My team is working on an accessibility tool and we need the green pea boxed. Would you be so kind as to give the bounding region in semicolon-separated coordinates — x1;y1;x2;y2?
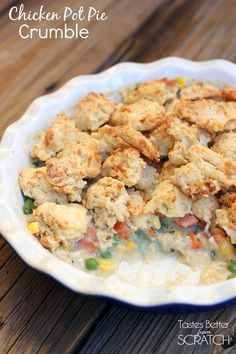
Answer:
112;235;121;244
23;197;35;215
85;258;99;270
227;261;236;273
160;217;172;227
228;273;236;279
101;249;112;259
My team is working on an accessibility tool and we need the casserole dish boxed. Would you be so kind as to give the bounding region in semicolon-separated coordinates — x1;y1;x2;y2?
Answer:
1;57;236;310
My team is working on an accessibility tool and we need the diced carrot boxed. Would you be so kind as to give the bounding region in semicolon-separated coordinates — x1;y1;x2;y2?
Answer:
174;214;199;228
147;228;154;236
40;236;50;249
114;221;131;240
211;228;227;244
189;231;202;249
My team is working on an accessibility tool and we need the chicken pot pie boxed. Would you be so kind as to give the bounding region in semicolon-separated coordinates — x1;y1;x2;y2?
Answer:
19;79;236;283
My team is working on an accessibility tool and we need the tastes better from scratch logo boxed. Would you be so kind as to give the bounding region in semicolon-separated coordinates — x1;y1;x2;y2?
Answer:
9;4;108;39
177;320;231;346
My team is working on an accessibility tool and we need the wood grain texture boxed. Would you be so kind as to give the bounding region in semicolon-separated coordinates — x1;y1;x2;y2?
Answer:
1;0;236;353
77;307;234;354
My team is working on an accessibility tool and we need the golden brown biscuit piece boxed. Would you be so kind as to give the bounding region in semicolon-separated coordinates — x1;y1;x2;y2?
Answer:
31;113;80;161
102;147;146;187
85;177;129;227
173;162;220;197
150;116;211;160
188;144;236;188
216;204;236;244
177;99;227;133
127;189;145;216
127;189;160;230
219;193;236;208
57;140;102;179
73;92;115;131
91;125;128;161
167;116;211;147
192;196;219;224
116;126;159;161
110;99;165;131
144;180;192;217
180;82;220;100
219;102;236;130
159;161;178;182
32;202;90;251
168;142;189;166
46;156;87;201
172;144;236;193
19;167;68;205
149;120;174;157
221;87;236;102
168;116;211;165
211;131;236;161
122;78;179;105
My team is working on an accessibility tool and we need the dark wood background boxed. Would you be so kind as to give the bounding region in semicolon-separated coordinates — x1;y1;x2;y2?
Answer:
1;0;236;353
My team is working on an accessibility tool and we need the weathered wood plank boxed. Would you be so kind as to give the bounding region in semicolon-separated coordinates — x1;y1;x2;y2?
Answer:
7;286;107;354
0;250;25;301
0;0;17;15
77;306;236;354
0;242;13;268
117;0;236;63
0;0;160;136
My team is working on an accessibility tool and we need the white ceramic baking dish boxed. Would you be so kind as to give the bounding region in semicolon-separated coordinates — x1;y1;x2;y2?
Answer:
1;57;236;311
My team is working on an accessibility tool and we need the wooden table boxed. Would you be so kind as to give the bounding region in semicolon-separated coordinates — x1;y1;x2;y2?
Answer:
1;0;236;352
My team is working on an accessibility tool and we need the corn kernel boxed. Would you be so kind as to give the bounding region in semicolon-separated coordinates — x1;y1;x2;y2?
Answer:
176;76;186;88
125;240;137;251
62;244;70;252
219;238;235;257
98;259;116;272
28;222;39;234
